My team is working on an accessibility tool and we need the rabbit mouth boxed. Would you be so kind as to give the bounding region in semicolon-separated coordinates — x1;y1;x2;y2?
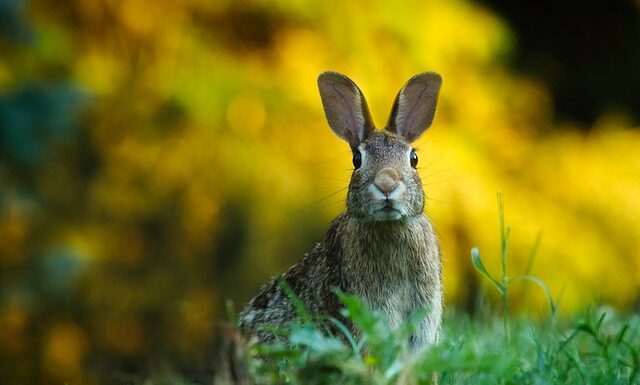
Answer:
371;202;403;221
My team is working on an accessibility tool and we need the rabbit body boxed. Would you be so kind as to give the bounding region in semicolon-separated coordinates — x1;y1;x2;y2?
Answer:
239;72;443;350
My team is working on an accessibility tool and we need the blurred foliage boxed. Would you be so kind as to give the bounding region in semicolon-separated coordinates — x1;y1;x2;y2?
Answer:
0;0;638;383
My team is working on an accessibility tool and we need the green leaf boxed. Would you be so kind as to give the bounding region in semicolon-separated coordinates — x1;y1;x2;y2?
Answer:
510;275;556;315
328;317;361;356
471;247;504;294
289;325;345;353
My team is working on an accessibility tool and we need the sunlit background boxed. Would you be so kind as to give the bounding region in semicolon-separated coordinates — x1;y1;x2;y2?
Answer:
1;0;639;383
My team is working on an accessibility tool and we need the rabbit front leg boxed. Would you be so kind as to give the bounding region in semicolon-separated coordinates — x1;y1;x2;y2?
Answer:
407;295;443;351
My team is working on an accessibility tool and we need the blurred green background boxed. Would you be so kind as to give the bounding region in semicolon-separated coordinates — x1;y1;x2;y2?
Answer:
1;0;639;383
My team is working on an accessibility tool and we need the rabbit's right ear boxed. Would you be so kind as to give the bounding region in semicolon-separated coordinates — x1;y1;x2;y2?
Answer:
318;72;375;149
386;72;442;143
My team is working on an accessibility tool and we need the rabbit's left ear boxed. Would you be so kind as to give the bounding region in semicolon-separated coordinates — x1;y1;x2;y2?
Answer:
318;72;375;150
386;72;442;143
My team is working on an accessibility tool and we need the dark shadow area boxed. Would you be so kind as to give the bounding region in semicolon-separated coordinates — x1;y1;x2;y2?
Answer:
478;0;640;127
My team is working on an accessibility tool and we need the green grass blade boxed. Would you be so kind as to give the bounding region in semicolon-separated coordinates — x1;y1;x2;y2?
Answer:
510;275;556;315
471;247;504;295
277;276;312;323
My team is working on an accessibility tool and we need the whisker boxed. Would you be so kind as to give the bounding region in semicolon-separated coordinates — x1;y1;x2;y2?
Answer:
434;223;455;257
316;176;351;183
421;167;455;178
426;196;454;205
294;187;348;212
422;150;449;170
422;177;462;186
423;212;454;255
293;198;346;215
308;198;346;212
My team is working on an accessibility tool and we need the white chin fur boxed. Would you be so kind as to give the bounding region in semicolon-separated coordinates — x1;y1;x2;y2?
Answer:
372;209;403;221
368;203;407;221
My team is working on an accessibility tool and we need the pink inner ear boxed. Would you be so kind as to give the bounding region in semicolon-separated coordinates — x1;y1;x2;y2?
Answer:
318;72;374;148
329;83;360;140
391;74;441;142
400;83;428;140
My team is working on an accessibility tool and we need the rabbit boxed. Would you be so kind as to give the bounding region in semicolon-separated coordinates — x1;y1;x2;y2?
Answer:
238;71;443;351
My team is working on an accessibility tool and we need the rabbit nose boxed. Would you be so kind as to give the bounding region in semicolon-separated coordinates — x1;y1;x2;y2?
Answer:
374;167;400;196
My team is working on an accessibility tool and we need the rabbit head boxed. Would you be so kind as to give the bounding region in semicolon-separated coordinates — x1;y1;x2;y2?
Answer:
318;72;442;222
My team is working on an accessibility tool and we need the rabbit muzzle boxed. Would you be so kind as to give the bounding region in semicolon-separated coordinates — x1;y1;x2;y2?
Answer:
373;167;400;195
367;167;408;221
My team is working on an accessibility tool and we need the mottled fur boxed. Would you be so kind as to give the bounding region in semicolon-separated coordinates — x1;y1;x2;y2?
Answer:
239;72;443;350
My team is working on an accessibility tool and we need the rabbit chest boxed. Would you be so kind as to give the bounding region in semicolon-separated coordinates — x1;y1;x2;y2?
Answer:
340;215;442;331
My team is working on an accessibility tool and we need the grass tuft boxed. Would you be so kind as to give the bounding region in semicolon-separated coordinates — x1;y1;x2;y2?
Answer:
158;195;640;385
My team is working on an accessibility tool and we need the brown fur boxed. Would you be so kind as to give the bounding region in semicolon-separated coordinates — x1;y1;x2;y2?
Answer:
239;72;443;350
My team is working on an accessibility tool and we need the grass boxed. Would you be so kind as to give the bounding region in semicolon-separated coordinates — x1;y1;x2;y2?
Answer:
153;194;640;384
238;296;639;385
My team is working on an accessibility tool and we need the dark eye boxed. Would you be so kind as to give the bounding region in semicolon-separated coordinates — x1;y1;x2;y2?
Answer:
410;150;418;168
352;150;362;169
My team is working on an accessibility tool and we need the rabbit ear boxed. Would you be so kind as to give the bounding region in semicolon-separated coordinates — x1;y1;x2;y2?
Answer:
386;72;442;143
318;72;375;149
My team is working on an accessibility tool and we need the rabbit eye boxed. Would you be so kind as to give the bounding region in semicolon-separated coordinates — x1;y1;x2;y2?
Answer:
410;151;418;168
352;150;362;169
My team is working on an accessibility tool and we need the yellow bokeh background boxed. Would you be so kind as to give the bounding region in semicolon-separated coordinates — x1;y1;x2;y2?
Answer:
0;0;639;383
